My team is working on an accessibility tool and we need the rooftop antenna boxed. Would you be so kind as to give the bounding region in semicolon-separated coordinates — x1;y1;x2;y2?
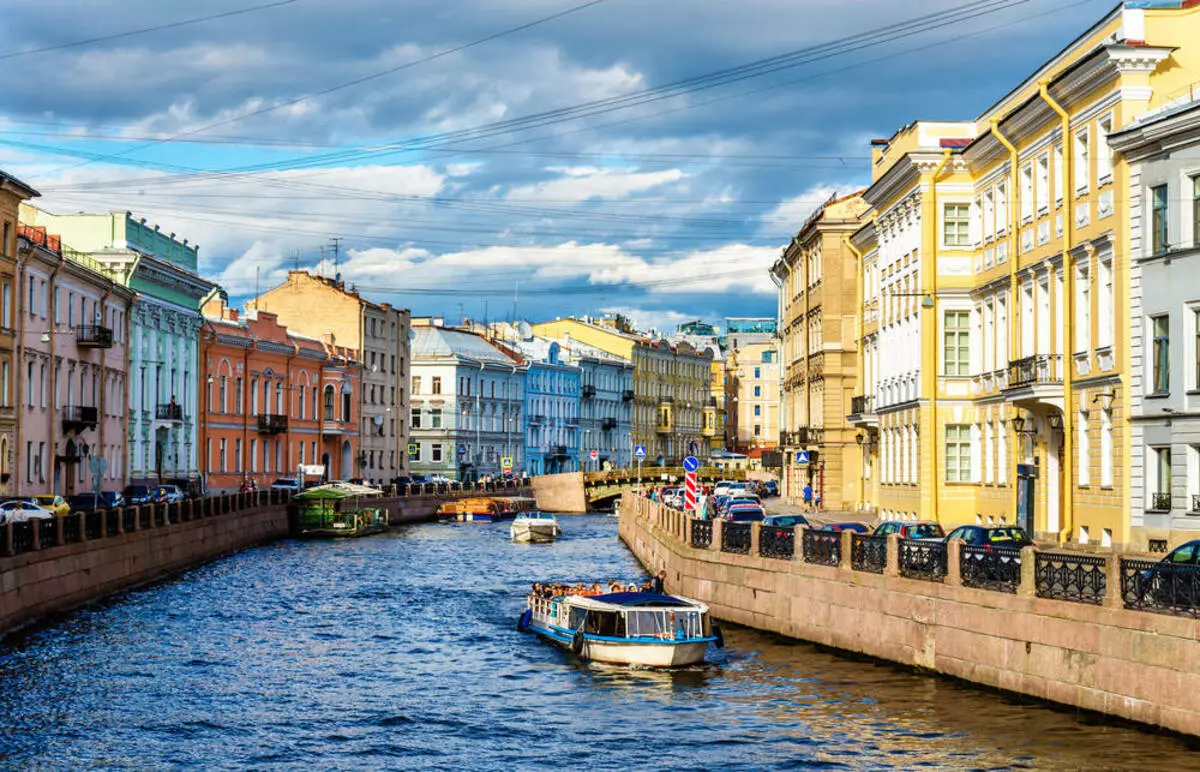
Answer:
293;249;300;271
330;237;342;274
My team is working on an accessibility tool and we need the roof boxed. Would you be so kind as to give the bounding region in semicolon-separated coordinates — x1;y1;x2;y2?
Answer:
413;326;524;366
571;592;700;609
293;482;382;500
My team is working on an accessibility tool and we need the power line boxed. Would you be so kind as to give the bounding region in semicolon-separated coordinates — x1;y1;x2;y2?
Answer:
0;0;301;61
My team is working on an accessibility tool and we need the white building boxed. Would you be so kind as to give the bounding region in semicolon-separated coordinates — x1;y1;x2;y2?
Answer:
1111;99;1200;545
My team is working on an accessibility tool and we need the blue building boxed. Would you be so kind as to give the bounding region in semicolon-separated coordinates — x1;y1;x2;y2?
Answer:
519;339;581;475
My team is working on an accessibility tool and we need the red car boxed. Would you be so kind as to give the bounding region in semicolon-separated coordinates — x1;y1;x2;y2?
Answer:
872;521;946;540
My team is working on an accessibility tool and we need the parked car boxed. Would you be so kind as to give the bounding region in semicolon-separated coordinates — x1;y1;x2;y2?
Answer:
30;494;70;516
156;485;186;504
713;480;738;497
0;499;55;523
727;508;766;523
428;474;453;485
123;485;156;506
1136;539;1200;608
270;477;301;492
67;492;125;512
821;522;870;534
760;480;780;498
763;514;810;529
873;521;946;541
944;525;1033;549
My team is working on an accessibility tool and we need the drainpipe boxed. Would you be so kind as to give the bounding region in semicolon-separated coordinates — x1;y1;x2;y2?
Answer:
989;118;1023;528
926;148;953;524
845;236;866;510
1039;78;1076;546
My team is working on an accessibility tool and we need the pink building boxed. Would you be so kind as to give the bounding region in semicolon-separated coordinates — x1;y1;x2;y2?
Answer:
15;226;135;497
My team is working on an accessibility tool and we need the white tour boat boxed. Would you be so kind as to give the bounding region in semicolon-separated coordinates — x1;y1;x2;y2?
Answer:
518;591;721;667
510;512;562;543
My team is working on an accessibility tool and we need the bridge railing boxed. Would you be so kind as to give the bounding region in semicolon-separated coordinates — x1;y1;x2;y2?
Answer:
584;467;747;485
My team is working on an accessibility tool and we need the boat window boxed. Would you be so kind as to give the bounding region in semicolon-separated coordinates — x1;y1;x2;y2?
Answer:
585;611;619;637
568;607;588;629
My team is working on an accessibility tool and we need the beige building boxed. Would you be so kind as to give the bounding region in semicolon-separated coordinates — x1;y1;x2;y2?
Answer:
247;271;411;486
770;192;870;510
724;340;780;455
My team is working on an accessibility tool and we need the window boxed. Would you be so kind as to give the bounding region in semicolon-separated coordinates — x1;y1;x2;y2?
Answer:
0;360;8;407
53;287;60;324
753;424;761;437
996;181;1008;227
219;376;227;413
1152;315;1170;394
1075;264;1090;353
342;389;351;422
235;439;242;473
1074;128;1090;192
431;408;442;429
431;377;442;395
761;350;773;364
299;386;305;419
1098;258;1113;350
220;439;227;473
753;405;761;417
1101;407;1114;488
1078;409;1091;487
1021;163;1034;220
411;407;421;429
1195;308;1200;389
753;385;761;398
324;385;335;418
945;425;972;482
250;439;258;472
432;444;443;463
412;376;421;395
1152;184;1169;254
1155;447;1173;509
235;377;243;414
753;367;761;379
1;282;9;329
944;203;970;247
943;311;970;376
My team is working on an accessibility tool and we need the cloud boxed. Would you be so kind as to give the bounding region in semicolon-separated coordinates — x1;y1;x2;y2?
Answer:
506;166;685;202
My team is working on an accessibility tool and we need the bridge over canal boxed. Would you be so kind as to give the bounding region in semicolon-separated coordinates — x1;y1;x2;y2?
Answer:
531;467;748;513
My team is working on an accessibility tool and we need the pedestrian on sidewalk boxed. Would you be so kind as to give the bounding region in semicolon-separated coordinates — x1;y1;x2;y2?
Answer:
802;482;813;511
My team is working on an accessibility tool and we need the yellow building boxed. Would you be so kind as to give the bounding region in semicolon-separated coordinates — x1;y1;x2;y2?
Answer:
850;2;1200;549
532;317;713;465
771;194;870;510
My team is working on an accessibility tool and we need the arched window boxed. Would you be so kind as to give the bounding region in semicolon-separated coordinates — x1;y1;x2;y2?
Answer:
298;383;306;419
324;385;335;420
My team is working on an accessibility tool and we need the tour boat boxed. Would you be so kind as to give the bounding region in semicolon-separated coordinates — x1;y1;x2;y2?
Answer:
510;512;562;543
440;496;537;523
293;482;389;538
519;591;721;667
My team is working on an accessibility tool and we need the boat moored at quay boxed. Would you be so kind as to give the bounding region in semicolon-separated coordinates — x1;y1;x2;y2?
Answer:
293;483;389;538
519;591;719;667
439;496;537;523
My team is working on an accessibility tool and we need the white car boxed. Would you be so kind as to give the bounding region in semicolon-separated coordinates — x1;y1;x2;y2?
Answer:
713;480;737;497
270;478;301;492
0;499;55;523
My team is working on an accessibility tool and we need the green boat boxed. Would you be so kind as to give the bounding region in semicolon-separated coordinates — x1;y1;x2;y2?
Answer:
293;483;389;539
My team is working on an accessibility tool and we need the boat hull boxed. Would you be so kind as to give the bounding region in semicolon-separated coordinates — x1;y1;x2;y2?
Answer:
510;522;558;543
529;624;711;667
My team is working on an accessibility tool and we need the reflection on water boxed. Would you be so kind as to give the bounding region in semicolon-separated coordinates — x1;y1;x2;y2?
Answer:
0;515;1195;770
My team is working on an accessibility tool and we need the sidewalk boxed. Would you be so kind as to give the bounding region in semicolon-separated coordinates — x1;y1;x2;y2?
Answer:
764;498;876;529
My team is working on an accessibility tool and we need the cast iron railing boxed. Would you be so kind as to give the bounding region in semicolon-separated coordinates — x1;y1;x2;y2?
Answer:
899;539;947;582
11;520;32;553
123;508;136;533
139;508;151;530
257;414;289;434
851;534;887;574
960;545;1022;593
1007;353;1062;389
76;325;114;348
721;522;752;555
759;525;794;559
38;518;56;547
691;519;712;549
582;384;597;399
156;403;184;421
84;511;102;540
850;395;874;415
62;514;81;544
1149;492;1172;511
1121;558;1200;618
1035;552;1107;605
802;529;840;567
105;510;120;537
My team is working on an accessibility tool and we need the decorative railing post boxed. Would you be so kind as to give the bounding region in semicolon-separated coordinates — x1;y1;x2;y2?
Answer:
1018;546;1037;597
839;530;854;571
946;539;962;587
793;526;806;563
710;518;723;552
750;522;762;556
1104;552;1123;610
885;534;900;576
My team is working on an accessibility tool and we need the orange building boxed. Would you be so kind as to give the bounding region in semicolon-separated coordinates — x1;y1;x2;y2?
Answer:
199;296;360;493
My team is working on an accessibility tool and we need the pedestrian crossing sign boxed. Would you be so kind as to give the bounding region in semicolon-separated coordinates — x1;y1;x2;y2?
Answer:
633;445;647;460
796;451;810;465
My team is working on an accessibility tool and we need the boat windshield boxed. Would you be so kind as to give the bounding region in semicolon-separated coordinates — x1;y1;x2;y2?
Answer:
625;609;704;640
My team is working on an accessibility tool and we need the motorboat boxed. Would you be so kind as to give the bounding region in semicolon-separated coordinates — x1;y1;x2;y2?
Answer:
519;591;721;667
510;512;562;543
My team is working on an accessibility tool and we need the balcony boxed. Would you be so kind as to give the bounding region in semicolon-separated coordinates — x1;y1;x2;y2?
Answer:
1006;354;1063;390
566;417;580;428
528;414;545;426
257;413;289;434
76;325;114;349
321;419;344;436
601;417;617;431
658;396;675;406
847;395;878;428
780;428;810;447
155;403;184;423
656;421;672;434
1149;493;1173;512
582;384;597;400
621;389;635;402
701;424;717;438
62;405;98;433
550;445;569;458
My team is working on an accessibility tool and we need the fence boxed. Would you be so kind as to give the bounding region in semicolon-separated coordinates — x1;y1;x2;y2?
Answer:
628;498;1200;622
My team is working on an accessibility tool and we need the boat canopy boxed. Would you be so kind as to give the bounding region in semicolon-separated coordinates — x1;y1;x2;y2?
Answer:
570;592;701;610
293;482;383;500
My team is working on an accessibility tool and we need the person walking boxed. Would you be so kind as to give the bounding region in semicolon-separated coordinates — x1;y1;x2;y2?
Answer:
802;482;814;511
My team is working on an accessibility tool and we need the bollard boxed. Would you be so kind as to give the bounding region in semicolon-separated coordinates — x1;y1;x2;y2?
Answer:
885;533;901;577
946;539;962;587
794;525;806;563
710;518;723;552
839;530;854;571
750;522;762;557
1018;545;1037;597
1103;552;1123;609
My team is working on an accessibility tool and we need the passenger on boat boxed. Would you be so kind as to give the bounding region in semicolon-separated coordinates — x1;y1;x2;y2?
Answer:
652;570;666;594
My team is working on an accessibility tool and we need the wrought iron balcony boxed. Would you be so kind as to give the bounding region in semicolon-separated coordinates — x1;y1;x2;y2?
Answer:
582;384;597;399
1150;492;1173;512
621;389;635;402
1006;354;1063;390
850;395;874;416
528;414;544;426
780;428;809;446
550;445;569;457
62;405;98;432
257;413;289;434
155;403;184;422
76;325;114;348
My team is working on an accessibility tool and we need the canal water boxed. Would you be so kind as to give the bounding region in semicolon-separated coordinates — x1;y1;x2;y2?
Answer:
1;515;1196;770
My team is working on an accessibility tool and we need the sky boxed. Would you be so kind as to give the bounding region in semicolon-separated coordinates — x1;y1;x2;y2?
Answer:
0;0;1112;333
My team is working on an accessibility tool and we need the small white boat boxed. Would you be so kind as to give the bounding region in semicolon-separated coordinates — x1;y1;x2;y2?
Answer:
519;591;721;667
510;512;562;543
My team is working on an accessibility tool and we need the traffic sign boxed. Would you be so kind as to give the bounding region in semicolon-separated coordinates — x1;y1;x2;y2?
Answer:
796;451;810;465
501;457;513;470
633;445;647;460
682;456;699;473
456;444;467;457
407;443;418;456
590;450;599;460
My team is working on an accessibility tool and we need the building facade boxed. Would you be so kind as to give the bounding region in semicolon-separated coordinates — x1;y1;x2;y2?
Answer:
247;271;411;487
13;225;135;497
21;207;215;493
519;340;581;475
771;195;869;510
410;324;525;480
0;172;39;498
845;2;1200;548
1111;99;1200;548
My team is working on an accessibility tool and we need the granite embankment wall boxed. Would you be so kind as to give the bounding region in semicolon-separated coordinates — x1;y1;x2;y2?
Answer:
619;494;1200;737
532;472;588;514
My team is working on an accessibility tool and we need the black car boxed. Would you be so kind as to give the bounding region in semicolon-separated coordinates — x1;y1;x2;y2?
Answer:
821;522;869;534
1136;539;1200;609
944;525;1033;549
68;491;126;512
123;485;155;506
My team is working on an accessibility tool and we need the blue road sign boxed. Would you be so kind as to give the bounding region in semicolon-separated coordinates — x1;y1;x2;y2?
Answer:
457;444;467;457
683;456;700;473
796;451;810;465
633;445;647;460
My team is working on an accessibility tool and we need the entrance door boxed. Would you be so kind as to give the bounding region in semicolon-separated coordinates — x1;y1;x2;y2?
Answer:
321;452;331;481
1016;466;1036;536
